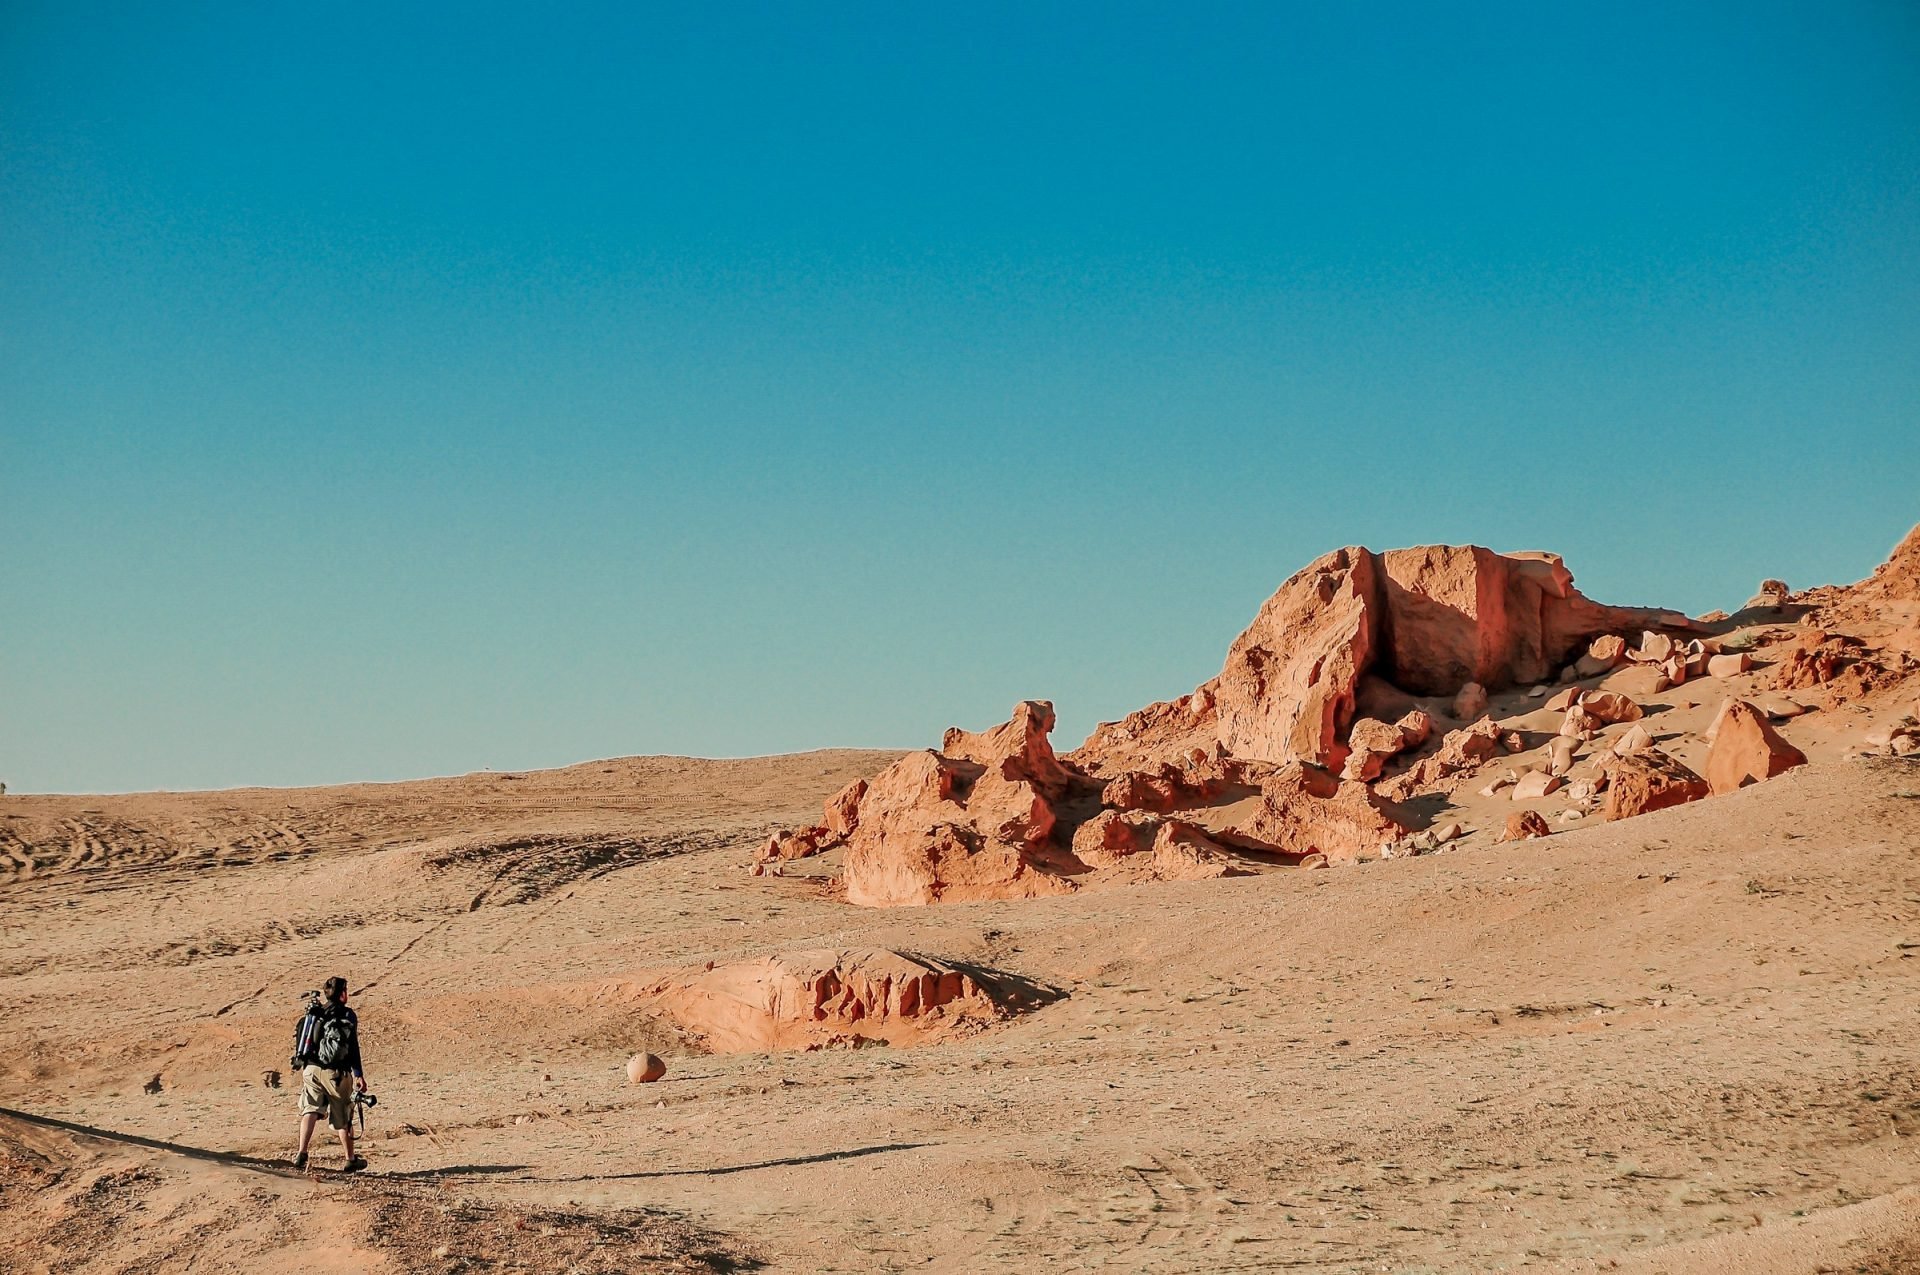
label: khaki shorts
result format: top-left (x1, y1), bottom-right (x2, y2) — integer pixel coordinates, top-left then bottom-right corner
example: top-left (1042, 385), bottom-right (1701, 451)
top-left (298, 1065), bottom-right (353, 1130)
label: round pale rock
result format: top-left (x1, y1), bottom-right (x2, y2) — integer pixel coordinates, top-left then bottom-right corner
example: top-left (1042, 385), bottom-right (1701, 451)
top-left (626, 1053), bottom-right (667, 1084)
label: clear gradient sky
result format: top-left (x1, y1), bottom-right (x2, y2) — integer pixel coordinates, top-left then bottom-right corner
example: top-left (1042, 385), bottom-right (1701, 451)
top-left (4, 3), bottom-right (1918, 793)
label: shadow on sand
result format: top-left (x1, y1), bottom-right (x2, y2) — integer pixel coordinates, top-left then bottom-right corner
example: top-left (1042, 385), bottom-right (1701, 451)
top-left (531, 1140), bottom-right (934, 1182)
top-left (1, 1106), bottom-right (929, 1186)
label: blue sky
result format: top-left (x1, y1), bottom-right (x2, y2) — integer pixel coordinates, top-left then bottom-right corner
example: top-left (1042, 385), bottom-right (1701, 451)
top-left (4, 2), bottom-right (1917, 793)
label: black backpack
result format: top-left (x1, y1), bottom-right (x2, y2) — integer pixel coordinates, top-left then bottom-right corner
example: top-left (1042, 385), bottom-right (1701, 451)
top-left (314, 1008), bottom-right (355, 1069)
top-left (295, 1004), bottom-right (356, 1069)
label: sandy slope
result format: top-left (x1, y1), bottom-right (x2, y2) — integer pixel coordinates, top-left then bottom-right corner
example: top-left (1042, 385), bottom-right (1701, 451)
top-left (5, 738), bottom-right (1920, 1272)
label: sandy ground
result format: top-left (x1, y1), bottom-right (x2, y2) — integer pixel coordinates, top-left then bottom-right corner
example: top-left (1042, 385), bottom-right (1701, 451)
top-left (6, 720), bottom-right (1920, 1271)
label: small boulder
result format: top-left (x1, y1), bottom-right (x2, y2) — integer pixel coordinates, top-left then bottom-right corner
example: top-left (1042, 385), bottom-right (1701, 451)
top-left (1512, 771), bottom-right (1563, 801)
top-left (1574, 635), bottom-right (1630, 678)
top-left (1610, 724), bottom-right (1655, 757)
top-left (1395, 709), bottom-right (1435, 750)
top-left (1546, 687), bottom-right (1583, 713)
top-left (1636, 632), bottom-right (1676, 663)
top-left (1559, 707), bottom-right (1602, 739)
top-left (1706, 652), bottom-right (1752, 679)
top-left (1705, 700), bottom-right (1808, 796)
top-left (1604, 664), bottom-right (1672, 698)
top-left (627, 1053), bottom-right (668, 1084)
top-left (1603, 752), bottom-right (1709, 821)
top-left (1499, 811), bottom-right (1552, 843)
top-left (1578, 691), bottom-right (1643, 725)
top-left (1453, 681), bottom-right (1490, 721)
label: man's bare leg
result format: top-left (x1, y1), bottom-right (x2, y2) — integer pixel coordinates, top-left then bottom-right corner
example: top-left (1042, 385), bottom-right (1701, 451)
top-left (295, 1112), bottom-right (320, 1161)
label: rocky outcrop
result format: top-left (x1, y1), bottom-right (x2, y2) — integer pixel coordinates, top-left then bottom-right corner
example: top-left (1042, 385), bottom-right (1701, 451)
top-left (1200, 762), bottom-right (1410, 863)
top-left (1774, 630), bottom-right (1914, 702)
top-left (648, 949), bottom-right (1028, 1052)
top-left (1148, 821), bottom-right (1249, 881)
top-left (1705, 700), bottom-right (1808, 796)
top-left (1340, 710), bottom-right (1434, 782)
top-left (1848, 524), bottom-right (1920, 603)
top-left (794, 697), bottom-right (1412, 906)
top-left (1375, 717), bottom-right (1505, 801)
top-left (1074, 543), bottom-right (1692, 776)
top-left (839, 706), bottom-right (1084, 907)
top-left (755, 541), bottom-right (1729, 905)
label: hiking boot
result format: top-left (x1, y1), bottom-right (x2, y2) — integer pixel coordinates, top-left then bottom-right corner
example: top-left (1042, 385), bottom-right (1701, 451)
top-left (342, 1157), bottom-right (368, 1173)
top-left (293, 1152), bottom-right (309, 1171)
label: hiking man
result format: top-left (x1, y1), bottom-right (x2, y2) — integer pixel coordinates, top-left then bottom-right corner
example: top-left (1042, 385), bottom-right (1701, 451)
top-left (290, 975), bottom-right (367, 1172)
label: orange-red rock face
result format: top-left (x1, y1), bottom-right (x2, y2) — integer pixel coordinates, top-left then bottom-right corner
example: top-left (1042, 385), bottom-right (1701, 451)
top-left (759, 540), bottom-right (1789, 906)
top-left (1851, 523), bottom-right (1920, 603)
top-left (1705, 700), bottom-right (1809, 796)
top-left (1073, 543), bottom-right (1691, 775)
top-left (648, 949), bottom-right (1017, 1052)
top-left (838, 712), bottom-right (1084, 907)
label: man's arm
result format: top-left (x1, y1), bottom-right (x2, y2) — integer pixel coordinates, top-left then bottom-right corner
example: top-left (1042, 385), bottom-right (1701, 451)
top-left (348, 1008), bottom-right (365, 1089)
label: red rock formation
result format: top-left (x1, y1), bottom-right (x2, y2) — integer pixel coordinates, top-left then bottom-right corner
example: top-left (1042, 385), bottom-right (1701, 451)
top-left (1073, 543), bottom-right (1691, 775)
top-left (1705, 700), bottom-right (1808, 796)
top-left (1149, 821), bottom-right (1249, 881)
top-left (823, 779), bottom-right (866, 840)
top-left (1069, 809), bottom-right (1157, 867)
top-left (1202, 763), bottom-right (1410, 863)
top-left (649, 949), bottom-right (1016, 1052)
top-left (1340, 710), bottom-right (1433, 782)
top-left (1773, 630), bottom-right (1914, 702)
top-left (1212, 547), bottom-right (1382, 772)
top-left (1375, 718), bottom-right (1505, 801)
top-left (1099, 763), bottom-right (1227, 813)
top-left (1603, 752), bottom-right (1709, 821)
top-left (839, 714), bottom-right (1083, 907)
top-left (1851, 524), bottom-right (1920, 603)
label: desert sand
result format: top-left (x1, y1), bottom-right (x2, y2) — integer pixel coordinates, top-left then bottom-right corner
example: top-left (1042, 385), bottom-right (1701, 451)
top-left (5, 532), bottom-right (1920, 1273)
